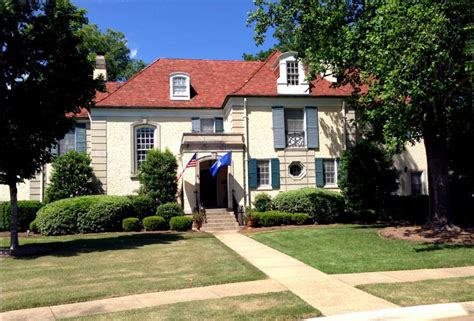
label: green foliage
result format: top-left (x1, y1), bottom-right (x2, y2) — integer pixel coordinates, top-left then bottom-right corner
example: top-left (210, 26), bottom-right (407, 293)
top-left (79, 24), bottom-right (146, 81)
top-left (128, 194), bottom-right (157, 220)
top-left (77, 196), bottom-right (132, 233)
top-left (36, 195), bottom-right (132, 235)
top-left (0, 201), bottom-right (43, 231)
top-left (122, 217), bottom-right (141, 232)
top-left (156, 202), bottom-right (184, 223)
top-left (249, 0), bottom-right (472, 226)
top-left (253, 193), bottom-right (273, 212)
top-left (169, 216), bottom-right (193, 231)
top-left (272, 188), bottom-right (344, 224)
top-left (339, 141), bottom-right (398, 215)
top-left (192, 210), bottom-right (206, 227)
top-left (142, 216), bottom-right (167, 231)
top-left (45, 151), bottom-right (103, 203)
top-left (139, 149), bottom-right (178, 204)
top-left (243, 48), bottom-right (277, 61)
top-left (29, 219), bottom-right (39, 233)
top-left (251, 211), bottom-right (310, 227)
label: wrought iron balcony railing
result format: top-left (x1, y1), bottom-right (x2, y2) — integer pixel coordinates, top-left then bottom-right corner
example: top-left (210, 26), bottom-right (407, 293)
top-left (286, 131), bottom-right (305, 148)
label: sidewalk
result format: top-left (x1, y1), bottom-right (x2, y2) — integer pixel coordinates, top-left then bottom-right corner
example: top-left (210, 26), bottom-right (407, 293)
top-left (0, 279), bottom-right (285, 321)
top-left (213, 231), bottom-right (397, 316)
top-left (333, 266), bottom-right (474, 286)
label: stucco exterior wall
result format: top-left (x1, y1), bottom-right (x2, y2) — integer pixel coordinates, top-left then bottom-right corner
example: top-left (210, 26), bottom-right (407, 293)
top-left (393, 141), bottom-right (428, 195)
top-left (0, 182), bottom-right (30, 202)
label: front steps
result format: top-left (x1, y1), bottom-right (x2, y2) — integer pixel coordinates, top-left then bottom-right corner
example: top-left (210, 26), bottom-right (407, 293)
top-left (197, 208), bottom-right (241, 232)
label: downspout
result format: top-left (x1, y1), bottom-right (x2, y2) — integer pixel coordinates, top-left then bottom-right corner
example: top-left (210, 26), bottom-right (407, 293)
top-left (342, 100), bottom-right (347, 151)
top-left (243, 97), bottom-right (250, 208)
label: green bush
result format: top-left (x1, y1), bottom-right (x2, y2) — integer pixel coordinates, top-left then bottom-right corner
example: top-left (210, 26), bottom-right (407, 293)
top-left (138, 149), bottom-right (178, 204)
top-left (29, 218), bottom-right (39, 233)
top-left (122, 217), bottom-right (141, 232)
top-left (0, 200), bottom-right (43, 231)
top-left (156, 202), bottom-right (184, 223)
top-left (77, 196), bottom-right (132, 233)
top-left (251, 211), bottom-right (311, 227)
top-left (272, 188), bottom-right (344, 224)
top-left (253, 193), bottom-right (273, 212)
top-left (45, 151), bottom-right (103, 203)
top-left (36, 195), bottom-right (132, 235)
top-left (169, 216), bottom-right (193, 231)
top-left (143, 216), bottom-right (167, 231)
top-left (128, 194), bottom-right (157, 220)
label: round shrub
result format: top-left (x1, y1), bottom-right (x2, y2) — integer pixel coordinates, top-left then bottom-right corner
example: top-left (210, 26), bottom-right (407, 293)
top-left (169, 216), bottom-right (193, 231)
top-left (29, 219), bottom-right (39, 233)
top-left (143, 216), bottom-right (167, 231)
top-left (0, 200), bottom-right (43, 232)
top-left (77, 196), bottom-right (132, 233)
top-left (253, 193), bottom-right (273, 212)
top-left (128, 194), bottom-right (157, 220)
top-left (122, 217), bottom-right (141, 232)
top-left (156, 202), bottom-right (184, 223)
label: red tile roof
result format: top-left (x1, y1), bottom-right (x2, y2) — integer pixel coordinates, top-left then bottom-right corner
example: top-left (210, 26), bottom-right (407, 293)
top-left (69, 82), bottom-right (124, 118)
top-left (95, 52), bottom-right (355, 109)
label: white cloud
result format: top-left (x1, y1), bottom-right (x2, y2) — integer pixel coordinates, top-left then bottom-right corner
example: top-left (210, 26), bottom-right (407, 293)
top-left (130, 48), bottom-right (138, 59)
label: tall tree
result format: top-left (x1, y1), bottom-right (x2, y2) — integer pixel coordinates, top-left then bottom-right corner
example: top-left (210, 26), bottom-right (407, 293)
top-left (249, 0), bottom-right (472, 228)
top-left (79, 24), bottom-right (146, 81)
top-left (0, 0), bottom-right (101, 249)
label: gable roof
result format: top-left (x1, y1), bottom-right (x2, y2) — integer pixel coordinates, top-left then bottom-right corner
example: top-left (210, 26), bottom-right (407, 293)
top-left (95, 52), bottom-right (354, 109)
top-left (70, 82), bottom-right (124, 118)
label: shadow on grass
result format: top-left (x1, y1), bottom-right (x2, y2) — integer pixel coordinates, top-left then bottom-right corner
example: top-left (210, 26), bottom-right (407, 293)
top-left (349, 223), bottom-right (393, 229)
top-left (415, 243), bottom-right (474, 252)
top-left (5, 233), bottom-right (186, 259)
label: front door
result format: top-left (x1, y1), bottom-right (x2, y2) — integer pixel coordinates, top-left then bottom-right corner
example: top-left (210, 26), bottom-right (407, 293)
top-left (199, 160), bottom-right (228, 208)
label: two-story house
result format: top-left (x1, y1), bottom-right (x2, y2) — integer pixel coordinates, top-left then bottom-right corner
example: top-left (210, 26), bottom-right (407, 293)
top-left (0, 51), bottom-right (428, 213)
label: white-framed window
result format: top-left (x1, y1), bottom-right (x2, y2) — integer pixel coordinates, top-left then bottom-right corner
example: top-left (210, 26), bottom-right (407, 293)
top-left (411, 171), bottom-right (423, 196)
top-left (324, 159), bottom-right (338, 186)
top-left (257, 160), bottom-right (271, 188)
top-left (285, 108), bottom-right (305, 148)
top-left (58, 129), bottom-right (76, 155)
top-left (288, 161), bottom-right (305, 179)
top-left (170, 72), bottom-right (190, 100)
top-left (200, 119), bottom-right (215, 133)
top-left (286, 60), bottom-right (299, 85)
top-left (135, 126), bottom-right (155, 170)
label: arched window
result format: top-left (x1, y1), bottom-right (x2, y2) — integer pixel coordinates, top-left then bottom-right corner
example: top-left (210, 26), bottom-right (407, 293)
top-left (170, 72), bottom-right (190, 100)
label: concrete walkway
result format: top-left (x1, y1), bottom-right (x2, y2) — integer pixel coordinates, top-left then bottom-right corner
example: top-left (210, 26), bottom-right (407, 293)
top-left (333, 266), bottom-right (474, 286)
top-left (310, 301), bottom-right (474, 321)
top-left (0, 279), bottom-right (285, 321)
top-left (213, 231), bottom-right (398, 316)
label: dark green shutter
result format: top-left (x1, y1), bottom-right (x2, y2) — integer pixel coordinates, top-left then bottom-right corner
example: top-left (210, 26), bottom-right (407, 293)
top-left (192, 118), bottom-right (200, 132)
top-left (315, 158), bottom-right (325, 187)
top-left (248, 158), bottom-right (257, 189)
top-left (305, 107), bottom-right (319, 149)
top-left (271, 158), bottom-right (280, 189)
top-left (215, 117), bottom-right (224, 133)
top-left (75, 123), bottom-right (86, 152)
top-left (272, 106), bottom-right (285, 149)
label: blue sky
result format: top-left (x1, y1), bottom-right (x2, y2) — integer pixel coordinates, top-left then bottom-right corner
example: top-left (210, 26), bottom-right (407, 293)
top-left (73, 0), bottom-right (277, 63)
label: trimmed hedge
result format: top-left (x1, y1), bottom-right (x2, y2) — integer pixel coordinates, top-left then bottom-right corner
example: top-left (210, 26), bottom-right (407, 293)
top-left (272, 188), bottom-right (344, 224)
top-left (156, 202), bottom-right (184, 223)
top-left (29, 219), bottom-right (40, 233)
top-left (0, 201), bottom-right (44, 232)
top-left (36, 195), bottom-right (132, 235)
top-left (250, 211), bottom-right (311, 227)
top-left (169, 216), bottom-right (193, 231)
top-left (122, 217), bottom-right (141, 232)
top-left (143, 216), bottom-right (167, 231)
top-left (128, 194), bottom-right (157, 220)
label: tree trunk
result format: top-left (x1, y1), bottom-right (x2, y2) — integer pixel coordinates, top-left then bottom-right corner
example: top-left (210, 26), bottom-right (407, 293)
top-left (423, 131), bottom-right (451, 228)
top-left (9, 181), bottom-right (20, 250)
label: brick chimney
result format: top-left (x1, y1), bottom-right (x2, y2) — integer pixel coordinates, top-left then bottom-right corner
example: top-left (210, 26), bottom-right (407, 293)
top-left (93, 52), bottom-right (107, 81)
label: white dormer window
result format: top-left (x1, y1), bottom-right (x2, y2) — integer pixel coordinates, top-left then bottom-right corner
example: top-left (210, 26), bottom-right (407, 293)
top-left (286, 61), bottom-right (299, 85)
top-left (170, 72), bottom-right (190, 100)
top-left (274, 52), bottom-right (309, 95)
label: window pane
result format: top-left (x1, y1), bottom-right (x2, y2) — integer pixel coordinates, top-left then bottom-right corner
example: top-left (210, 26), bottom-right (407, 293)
top-left (411, 172), bottom-right (422, 196)
top-left (324, 160), bottom-right (335, 185)
top-left (136, 127), bottom-right (155, 170)
top-left (201, 119), bottom-right (214, 133)
top-left (172, 76), bottom-right (187, 96)
top-left (287, 61), bottom-right (299, 85)
top-left (257, 160), bottom-right (270, 187)
top-left (285, 109), bottom-right (305, 147)
top-left (59, 129), bottom-right (75, 155)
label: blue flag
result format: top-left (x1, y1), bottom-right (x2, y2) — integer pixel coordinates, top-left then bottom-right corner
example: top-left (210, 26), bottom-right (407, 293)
top-left (210, 152), bottom-right (232, 177)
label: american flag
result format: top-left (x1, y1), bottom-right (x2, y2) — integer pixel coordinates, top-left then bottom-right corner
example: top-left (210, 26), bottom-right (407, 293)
top-left (176, 153), bottom-right (197, 181)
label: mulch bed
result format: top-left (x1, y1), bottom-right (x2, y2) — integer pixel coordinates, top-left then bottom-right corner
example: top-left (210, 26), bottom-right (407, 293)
top-left (379, 225), bottom-right (474, 244)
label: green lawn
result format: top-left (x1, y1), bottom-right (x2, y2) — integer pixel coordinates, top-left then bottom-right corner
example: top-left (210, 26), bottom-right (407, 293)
top-left (67, 292), bottom-right (320, 321)
top-left (0, 232), bottom-right (265, 312)
top-left (248, 225), bottom-right (474, 274)
top-left (358, 276), bottom-right (474, 306)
